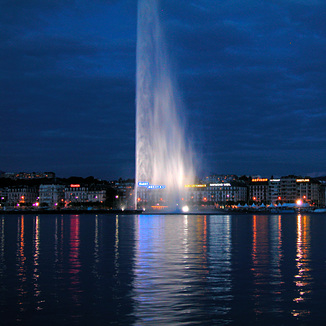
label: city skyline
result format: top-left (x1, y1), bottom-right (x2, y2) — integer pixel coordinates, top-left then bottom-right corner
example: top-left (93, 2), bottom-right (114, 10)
top-left (1, 0), bottom-right (326, 180)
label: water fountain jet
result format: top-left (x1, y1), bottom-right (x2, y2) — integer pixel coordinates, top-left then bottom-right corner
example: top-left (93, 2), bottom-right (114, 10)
top-left (135, 0), bottom-right (195, 211)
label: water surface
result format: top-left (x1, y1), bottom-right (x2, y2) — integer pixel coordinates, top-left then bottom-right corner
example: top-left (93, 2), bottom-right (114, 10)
top-left (1, 213), bottom-right (326, 325)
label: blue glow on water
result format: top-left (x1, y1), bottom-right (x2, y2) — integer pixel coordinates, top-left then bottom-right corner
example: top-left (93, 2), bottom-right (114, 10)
top-left (1, 213), bottom-right (326, 325)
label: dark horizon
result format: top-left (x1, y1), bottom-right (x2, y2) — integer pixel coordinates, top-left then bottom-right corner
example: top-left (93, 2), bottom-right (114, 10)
top-left (1, 170), bottom-right (326, 183)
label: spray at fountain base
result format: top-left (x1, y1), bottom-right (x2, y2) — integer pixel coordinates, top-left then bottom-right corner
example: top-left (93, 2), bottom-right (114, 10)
top-left (136, 181), bottom-right (193, 213)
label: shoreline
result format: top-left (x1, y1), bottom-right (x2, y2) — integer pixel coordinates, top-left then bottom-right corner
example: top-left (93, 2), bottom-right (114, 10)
top-left (0, 208), bottom-right (324, 215)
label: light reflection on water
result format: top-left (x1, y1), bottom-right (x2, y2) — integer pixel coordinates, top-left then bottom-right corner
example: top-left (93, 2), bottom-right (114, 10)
top-left (292, 214), bottom-right (312, 318)
top-left (133, 215), bottom-right (228, 325)
top-left (0, 213), bottom-right (326, 325)
top-left (32, 215), bottom-right (41, 309)
top-left (16, 216), bottom-right (27, 316)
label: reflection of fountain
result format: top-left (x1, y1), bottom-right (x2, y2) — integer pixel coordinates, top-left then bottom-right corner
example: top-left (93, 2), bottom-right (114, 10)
top-left (135, 0), bottom-right (194, 210)
top-left (133, 215), bottom-right (210, 324)
top-left (251, 215), bottom-right (270, 315)
top-left (132, 215), bottom-right (233, 323)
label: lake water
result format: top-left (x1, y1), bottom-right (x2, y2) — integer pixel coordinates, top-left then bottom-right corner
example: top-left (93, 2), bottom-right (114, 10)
top-left (1, 213), bottom-right (326, 325)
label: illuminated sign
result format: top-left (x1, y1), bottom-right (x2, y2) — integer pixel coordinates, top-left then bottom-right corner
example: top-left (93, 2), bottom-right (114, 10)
top-left (138, 182), bottom-right (149, 186)
top-left (270, 179), bottom-right (280, 182)
top-left (138, 182), bottom-right (166, 189)
top-left (148, 185), bottom-right (166, 189)
top-left (252, 178), bottom-right (268, 182)
top-left (70, 184), bottom-right (80, 188)
top-left (210, 183), bottom-right (231, 187)
top-left (296, 179), bottom-right (310, 183)
top-left (185, 184), bottom-right (206, 188)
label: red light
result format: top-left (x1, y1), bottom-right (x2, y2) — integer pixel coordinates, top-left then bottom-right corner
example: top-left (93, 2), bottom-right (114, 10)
top-left (70, 184), bottom-right (80, 188)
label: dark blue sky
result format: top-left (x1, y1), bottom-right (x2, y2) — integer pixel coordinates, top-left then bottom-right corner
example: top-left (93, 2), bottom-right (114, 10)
top-left (1, 0), bottom-right (326, 180)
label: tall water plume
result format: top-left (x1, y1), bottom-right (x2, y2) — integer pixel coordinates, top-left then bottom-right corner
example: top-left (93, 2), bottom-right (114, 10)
top-left (135, 0), bottom-right (195, 210)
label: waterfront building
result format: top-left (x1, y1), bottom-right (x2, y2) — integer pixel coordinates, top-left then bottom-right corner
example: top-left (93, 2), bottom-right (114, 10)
top-left (296, 178), bottom-right (321, 206)
top-left (0, 189), bottom-right (6, 208)
top-left (65, 184), bottom-right (89, 204)
top-left (248, 178), bottom-right (269, 204)
top-left (88, 185), bottom-right (106, 202)
top-left (39, 184), bottom-right (65, 208)
top-left (183, 184), bottom-right (207, 204)
top-left (185, 181), bottom-right (247, 207)
top-left (113, 180), bottom-right (135, 209)
top-left (319, 181), bottom-right (326, 207)
top-left (280, 175), bottom-right (299, 203)
top-left (5, 186), bottom-right (38, 206)
top-left (268, 178), bottom-right (281, 203)
top-left (137, 188), bottom-right (166, 209)
top-left (64, 184), bottom-right (107, 206)
top-left (136, 182), bottom-right (167, 209)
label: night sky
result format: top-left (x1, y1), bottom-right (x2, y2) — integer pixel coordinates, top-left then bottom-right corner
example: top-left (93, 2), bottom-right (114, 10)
top-left (1, 0), bottom-right (326, 180)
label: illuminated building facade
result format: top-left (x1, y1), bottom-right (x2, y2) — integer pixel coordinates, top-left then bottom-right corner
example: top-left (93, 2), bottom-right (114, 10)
top-left (112, 180), bottom-right (135, 209)
top-left (5, 186), bottom-right (38, 206)
top-left (277, 176), bottom-right (322, 206)
top-left (0, 189), bottom-right (6, 206)
top-left (65, 185), bottom-right (89, 203)
top-left (39, 184), bottom-right (65, 208)
top-left (65, 185), bottom-right (106, 205)
top-left (135, 176), bottom-right (326, 209)
top-left (319, 181), bottom-right (326, 207)
top-left (248, 178), bottom-right (269, 203)
top-left (185, 182), bottom-right (247, 206)
top-left (296, 178), bottom-right (321, 206)
top-left (87, 186), bottom-right (107, 203)
top-left (280, 176), bottom-right (300, 203)
top-left (268, 179), bottom-right (281, 203)
top-left (136, 182), bottom-right (167, 209)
